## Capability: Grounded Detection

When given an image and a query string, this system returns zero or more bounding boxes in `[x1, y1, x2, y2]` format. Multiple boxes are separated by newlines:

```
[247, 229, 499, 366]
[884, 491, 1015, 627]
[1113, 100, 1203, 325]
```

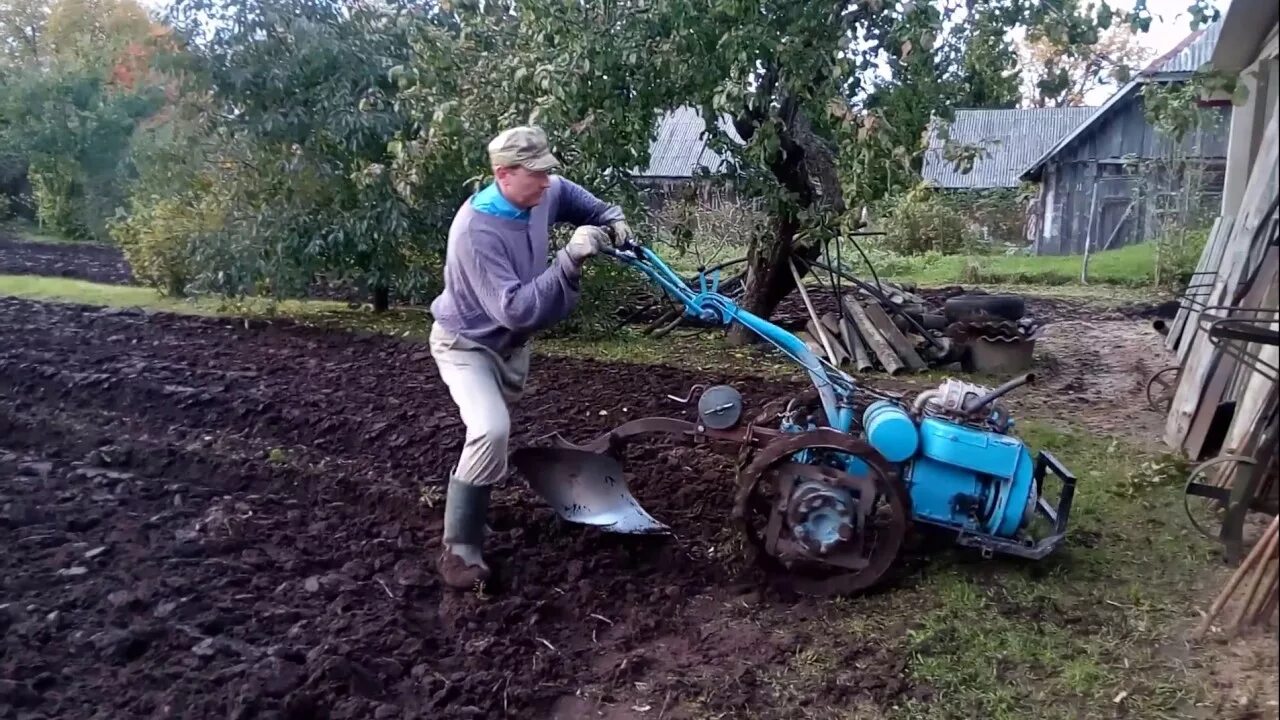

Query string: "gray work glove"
[608, 219, 637, 248]
[566, 225, 609, 265]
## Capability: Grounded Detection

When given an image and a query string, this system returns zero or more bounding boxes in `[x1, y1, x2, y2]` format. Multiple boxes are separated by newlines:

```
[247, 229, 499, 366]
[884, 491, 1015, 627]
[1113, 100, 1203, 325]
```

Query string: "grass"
[878, 242, 1165, 288]
[0, 274, 353, 317]
[0, 274, 812, 379]
[650, 236, 1174, 305]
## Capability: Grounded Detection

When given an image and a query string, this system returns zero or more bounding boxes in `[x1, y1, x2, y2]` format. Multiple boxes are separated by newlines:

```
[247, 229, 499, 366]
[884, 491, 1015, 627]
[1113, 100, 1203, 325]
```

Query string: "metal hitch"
[510, 446, 670, 534]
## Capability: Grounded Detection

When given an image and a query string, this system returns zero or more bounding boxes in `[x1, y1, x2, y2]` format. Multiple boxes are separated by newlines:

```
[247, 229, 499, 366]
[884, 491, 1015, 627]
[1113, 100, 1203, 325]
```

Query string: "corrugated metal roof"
[1144, 20, 1223, 77]
[1020, 21, 1224, 180]
[921, 107, 1098, 189]
[635, 106, 743, 178]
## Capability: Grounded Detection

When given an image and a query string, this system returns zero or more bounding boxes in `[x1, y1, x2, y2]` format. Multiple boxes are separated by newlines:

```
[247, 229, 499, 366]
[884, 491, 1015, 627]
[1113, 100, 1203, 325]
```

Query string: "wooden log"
[819, 313, 852, 366]
[788, 258, 839, 364]
[1167, 114, 1279, 449]
[839, 316, 874, 372]
[1196, 514, 1280, 637]
[1240, 551, 1278, 627]
[1230, 518, 1279, 630]
[645, 307, 681, 335]
[1178, 218, 1236, 362]
[843, 297, 905, 375]
[1166, 216, 1225, 352]
[808, 318, 849, 365]
[862, 301, 929, 372]
[1183, 245, 1279, 459]
[794, 330, 825, 357]
[818, 311, 841, 338]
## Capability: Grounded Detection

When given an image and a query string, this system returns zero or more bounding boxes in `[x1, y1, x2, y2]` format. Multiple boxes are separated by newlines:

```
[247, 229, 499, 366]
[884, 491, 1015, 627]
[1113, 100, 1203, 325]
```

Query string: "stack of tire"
[942, 291, 1038, 375]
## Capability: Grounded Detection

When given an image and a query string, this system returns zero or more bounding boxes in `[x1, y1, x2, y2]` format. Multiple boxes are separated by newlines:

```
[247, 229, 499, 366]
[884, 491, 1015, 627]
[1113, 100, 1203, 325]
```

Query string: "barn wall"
[1033, 88, 1231, 255]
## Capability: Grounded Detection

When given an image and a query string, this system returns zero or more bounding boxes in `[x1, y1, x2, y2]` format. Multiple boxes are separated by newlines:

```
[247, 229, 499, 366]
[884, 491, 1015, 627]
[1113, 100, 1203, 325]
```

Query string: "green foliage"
[0, 61, 166, 241]
[135, 0, 463, 305]
[111, 189, 225, 296]
[875, 185, 980, 256]
[6, 0, 1224, 327]
[547, 259, 651, 341]
[0, 0, 169, 242]
[1155, 221, 1212, 289]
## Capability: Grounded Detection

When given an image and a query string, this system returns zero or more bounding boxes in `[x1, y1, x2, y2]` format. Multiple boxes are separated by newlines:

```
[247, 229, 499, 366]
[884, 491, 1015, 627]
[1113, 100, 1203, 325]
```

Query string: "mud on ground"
[0, 298, 929, 719]
[0, 234, 134, 285]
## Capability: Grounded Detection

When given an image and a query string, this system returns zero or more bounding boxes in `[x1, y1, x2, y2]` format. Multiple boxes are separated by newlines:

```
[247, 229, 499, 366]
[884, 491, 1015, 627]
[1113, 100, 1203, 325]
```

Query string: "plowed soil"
[0, 235, 134, 285]
[0, 298, 923, 720]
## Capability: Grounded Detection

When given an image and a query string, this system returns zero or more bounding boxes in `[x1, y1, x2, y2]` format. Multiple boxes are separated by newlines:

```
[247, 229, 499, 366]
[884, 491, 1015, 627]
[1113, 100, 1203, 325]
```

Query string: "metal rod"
[962, 373, 1037, 414]
[789, 257, 839, 363]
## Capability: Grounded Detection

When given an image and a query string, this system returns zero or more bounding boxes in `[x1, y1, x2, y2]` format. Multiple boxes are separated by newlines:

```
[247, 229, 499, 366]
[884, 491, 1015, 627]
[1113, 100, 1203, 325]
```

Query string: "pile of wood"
[1196, 515, 1279, 638]
[786, 260, 949, 375]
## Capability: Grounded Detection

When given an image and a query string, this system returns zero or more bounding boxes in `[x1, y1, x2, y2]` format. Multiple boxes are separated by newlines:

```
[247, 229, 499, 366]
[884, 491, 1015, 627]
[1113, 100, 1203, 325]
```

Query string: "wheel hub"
[787, 480, 856, 555]
[732, 430, 910, 596]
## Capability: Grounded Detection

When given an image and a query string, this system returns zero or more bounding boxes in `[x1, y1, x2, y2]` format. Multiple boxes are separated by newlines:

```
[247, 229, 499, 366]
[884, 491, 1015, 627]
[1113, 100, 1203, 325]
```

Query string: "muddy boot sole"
[437, 549, 490, 590]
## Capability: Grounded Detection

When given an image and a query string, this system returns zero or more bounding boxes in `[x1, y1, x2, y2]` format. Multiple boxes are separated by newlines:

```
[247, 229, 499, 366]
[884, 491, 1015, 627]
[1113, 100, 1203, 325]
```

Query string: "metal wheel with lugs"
[732, 430, 910, 596]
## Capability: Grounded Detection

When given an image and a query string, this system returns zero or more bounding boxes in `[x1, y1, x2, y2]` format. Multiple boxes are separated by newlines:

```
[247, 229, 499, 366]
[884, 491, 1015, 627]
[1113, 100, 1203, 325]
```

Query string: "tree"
[0, 0, 168, 240]
[0, 0, 50, 65]
[1018, 24, 1157, 107]
[153, 0, 477, 308]
[398, 0, 1210, 344]
[851, 2, 1023, 208]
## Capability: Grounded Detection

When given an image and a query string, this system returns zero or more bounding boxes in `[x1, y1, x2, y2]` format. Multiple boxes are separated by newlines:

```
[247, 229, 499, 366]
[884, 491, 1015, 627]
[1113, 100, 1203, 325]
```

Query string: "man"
[428, 125, 635, 589]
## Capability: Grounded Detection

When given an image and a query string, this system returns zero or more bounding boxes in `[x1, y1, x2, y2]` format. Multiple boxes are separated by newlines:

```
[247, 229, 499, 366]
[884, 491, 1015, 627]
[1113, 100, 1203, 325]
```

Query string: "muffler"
[510, 446, 670, 534]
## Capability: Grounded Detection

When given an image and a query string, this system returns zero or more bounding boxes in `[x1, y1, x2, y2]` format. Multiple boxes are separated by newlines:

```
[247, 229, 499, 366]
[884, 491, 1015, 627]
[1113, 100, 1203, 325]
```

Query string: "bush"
[875, 185, 980, 256]
[110, 189, 226, 296]
[1156, 222, 1212, 289]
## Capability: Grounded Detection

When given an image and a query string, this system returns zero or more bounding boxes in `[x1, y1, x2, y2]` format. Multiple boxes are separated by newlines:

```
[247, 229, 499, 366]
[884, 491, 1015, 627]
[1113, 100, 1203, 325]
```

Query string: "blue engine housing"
[863, 401, 1037, 540]
[910, 419, 1036, 538]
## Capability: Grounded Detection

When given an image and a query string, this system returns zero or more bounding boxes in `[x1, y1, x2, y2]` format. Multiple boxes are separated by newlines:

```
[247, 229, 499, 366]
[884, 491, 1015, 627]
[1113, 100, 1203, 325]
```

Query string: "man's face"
[496, 165, 552, 209]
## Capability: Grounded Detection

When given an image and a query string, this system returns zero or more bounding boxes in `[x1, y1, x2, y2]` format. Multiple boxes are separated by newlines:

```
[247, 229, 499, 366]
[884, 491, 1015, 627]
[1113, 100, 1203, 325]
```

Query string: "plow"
[513, 239, 1079, 595]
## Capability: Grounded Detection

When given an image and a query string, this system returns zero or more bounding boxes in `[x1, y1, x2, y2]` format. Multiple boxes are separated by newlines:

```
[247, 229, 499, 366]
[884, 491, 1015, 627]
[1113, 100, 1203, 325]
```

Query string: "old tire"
[944, 293, 1026, 323]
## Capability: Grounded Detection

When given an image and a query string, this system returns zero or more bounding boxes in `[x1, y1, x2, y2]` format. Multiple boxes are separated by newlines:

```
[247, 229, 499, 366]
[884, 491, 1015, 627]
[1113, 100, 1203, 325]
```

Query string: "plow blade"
[510, 447, 670, 534]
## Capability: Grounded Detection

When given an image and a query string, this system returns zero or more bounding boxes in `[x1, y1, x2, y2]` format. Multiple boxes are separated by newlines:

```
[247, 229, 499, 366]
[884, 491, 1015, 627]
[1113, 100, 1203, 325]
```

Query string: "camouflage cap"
[487, 126, 561, 172]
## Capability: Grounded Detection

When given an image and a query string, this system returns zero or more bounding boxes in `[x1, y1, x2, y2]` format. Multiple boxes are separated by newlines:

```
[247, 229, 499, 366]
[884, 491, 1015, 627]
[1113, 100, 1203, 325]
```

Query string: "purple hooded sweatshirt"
[429, 176, 625, 354]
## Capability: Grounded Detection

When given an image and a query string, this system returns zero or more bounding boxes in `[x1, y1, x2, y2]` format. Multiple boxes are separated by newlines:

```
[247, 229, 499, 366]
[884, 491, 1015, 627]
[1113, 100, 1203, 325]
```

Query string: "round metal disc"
[697, 384, 743, 430]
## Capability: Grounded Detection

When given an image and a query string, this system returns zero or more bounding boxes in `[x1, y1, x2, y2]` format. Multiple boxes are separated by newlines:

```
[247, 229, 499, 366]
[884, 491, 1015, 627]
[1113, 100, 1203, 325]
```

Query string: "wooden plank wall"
[1164, 112, 1279, 458]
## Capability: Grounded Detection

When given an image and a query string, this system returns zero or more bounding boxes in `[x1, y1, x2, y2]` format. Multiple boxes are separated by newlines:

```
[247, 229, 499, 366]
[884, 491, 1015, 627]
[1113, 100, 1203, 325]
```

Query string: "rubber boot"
[437, 478, 491, 590]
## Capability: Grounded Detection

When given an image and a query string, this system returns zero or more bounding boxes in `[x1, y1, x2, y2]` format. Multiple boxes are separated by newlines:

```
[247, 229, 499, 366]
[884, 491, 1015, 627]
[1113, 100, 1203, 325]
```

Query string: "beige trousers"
[429, 322, 531, 487]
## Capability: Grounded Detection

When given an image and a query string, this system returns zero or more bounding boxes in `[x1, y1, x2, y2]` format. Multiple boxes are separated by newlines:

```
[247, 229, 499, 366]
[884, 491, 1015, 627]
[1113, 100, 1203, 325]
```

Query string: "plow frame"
[602, 243, 860, 431]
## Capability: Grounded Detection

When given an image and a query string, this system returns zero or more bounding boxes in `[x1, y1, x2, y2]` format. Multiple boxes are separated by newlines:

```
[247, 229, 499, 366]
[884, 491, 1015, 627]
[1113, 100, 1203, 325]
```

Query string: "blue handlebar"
[602, 242, 856, 432]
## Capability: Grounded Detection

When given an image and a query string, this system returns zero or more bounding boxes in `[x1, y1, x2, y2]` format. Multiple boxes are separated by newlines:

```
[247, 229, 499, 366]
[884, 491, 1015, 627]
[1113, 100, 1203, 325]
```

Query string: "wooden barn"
[920, 106, 1099, 245]
[1020, 22, 1232, 256]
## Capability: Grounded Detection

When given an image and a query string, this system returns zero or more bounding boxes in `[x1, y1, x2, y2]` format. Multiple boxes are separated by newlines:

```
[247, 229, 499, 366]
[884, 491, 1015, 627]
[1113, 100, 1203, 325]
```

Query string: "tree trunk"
[372, 284, 390, 313]
[727, 213, 807, 345]
[725, 103, 842, 346]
